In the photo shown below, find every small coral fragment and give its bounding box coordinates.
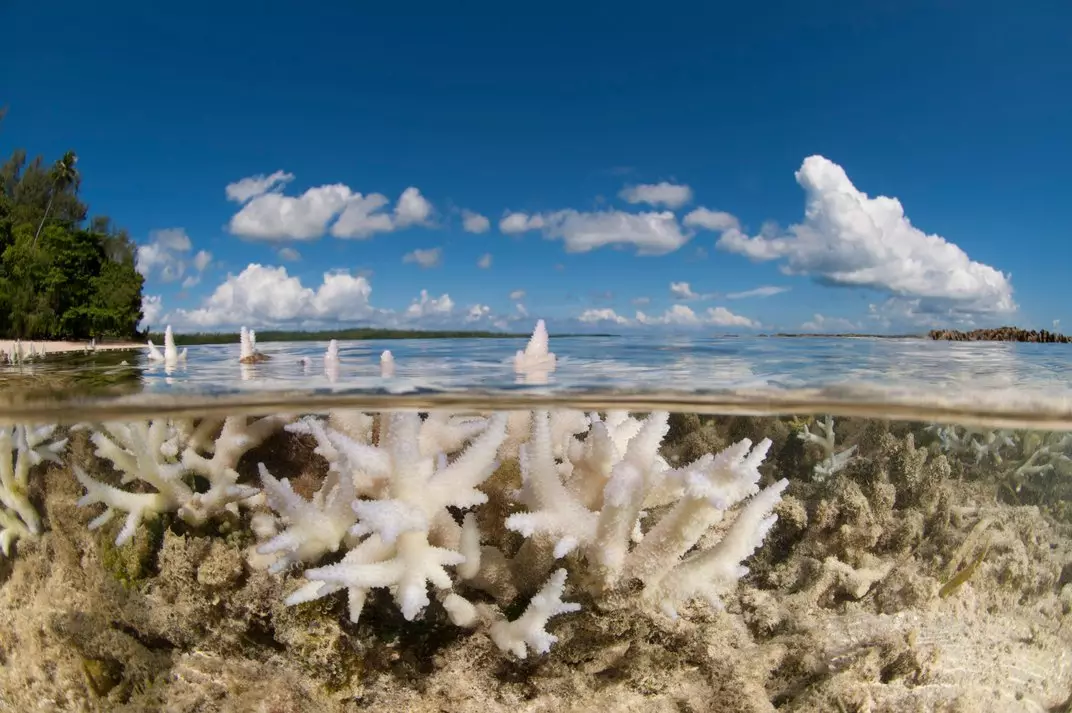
[488,568,580,658]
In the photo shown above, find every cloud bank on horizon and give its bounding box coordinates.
[141,155,1015,334]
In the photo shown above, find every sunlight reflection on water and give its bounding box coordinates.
[1,335,1070,428]
[130,336,1071,397]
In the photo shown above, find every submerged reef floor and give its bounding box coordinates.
[0,412,1070,713]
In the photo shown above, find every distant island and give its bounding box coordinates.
[149,328,618,346]
[928,327,1070,343]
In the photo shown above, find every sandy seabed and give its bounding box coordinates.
[0,413,1070,713]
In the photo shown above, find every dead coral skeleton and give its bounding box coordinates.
[74,415,289,545]
[252,405,787,656]
[798,415,858,480]
[0,424,68,555]
[928,424,1072,490]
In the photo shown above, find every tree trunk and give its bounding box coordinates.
[32,190,56,248]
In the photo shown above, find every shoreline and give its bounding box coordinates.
[928,327,1070,343]
[0,339,144,357]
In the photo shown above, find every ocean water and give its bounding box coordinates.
[0,335,1070,712]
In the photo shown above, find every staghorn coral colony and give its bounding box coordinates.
[15,406,789,661]
[0,324,1070,712]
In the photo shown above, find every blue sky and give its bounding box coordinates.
[4,1,1069,334]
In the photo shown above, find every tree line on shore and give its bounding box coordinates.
[928,327,1070,343]
[0,110,145,340]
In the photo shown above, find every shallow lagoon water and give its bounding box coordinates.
[131,334,1072,399]
[0,335,1070,712]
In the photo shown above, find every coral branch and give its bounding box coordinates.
[0,425,67,555]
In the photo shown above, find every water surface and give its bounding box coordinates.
[3,335,1071,428]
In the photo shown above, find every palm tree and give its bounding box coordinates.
[32,150,79,248]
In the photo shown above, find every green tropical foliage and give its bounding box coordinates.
[0,141,144,340]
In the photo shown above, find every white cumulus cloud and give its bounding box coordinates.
[476,253,492,269]
[405,289,454,318]
[136,228,212,284]
[329,193,394,238]
[277,247,301,262]
[229,184,355,241]
[509,289,526,301]
[503,209,690,255]
[801,313,862,332]
[636,304,757,328]
[331,187,433,239]
[683,208,739,232]
[619,181,693,209]
[225,170,295,203]
[225,171,436,242]
[865,297,979,330]
[140,294,164,330]
[461,209,490,234]
[705,306,759,328]
[465,304,491,322]
[192,250,212,272]
[578,308,629,325]
[669,281,703,300]
[725,285,788,299]
[500,212,545,234]
[394,187,434,228]
[402,247,443,268]
[155,263,525,332]
[636,304,701,326]
[168,264,374,329]
[709,156,1015,314]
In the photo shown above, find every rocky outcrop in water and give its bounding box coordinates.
[928,327,1071,343]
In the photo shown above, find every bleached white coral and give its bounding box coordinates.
[927,423,1016,464]
[256,462,357,573]
[239,326,267,363]
[223,326,787,657]
[928,424,1071,484]
[146,325,187,365]
[1012,432,1072,480]
[324,339,339,363]
[277,411,508,622]
[75,416,287,545]
[323,340,340,381]
[504,409,787,616]
[514,319,556,384]
[499,408,590,461]
[488,568,580,658]
[798,415,857,480]
[240,327,255,361]
[179,416,291,524]
[256,409,595,655]
[0,425,67,555]
[255,401,787,656]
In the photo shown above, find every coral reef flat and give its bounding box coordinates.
[0,410,1070,712]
